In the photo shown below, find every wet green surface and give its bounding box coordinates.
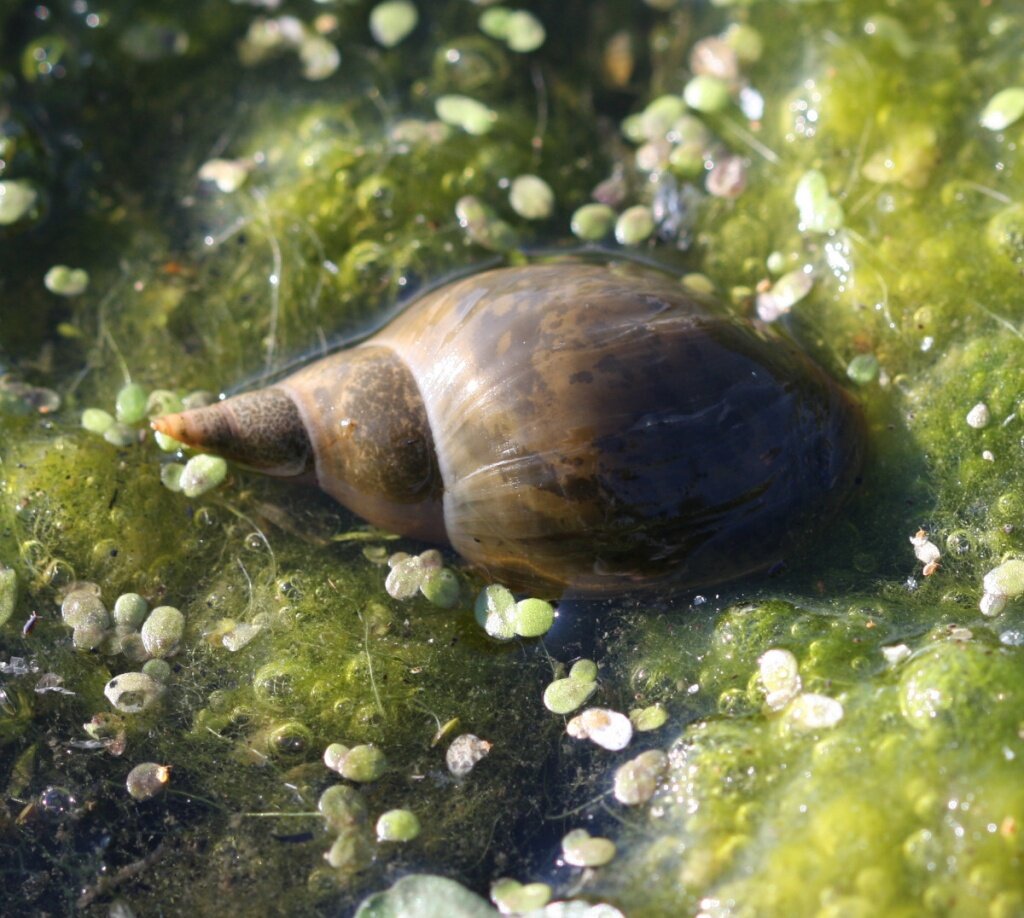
[2,1,1024,915]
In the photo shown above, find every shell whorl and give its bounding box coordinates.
[153,387,313,477]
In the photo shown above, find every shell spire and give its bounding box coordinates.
[152,388,313,477]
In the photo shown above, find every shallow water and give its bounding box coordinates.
[1,1,1023,915]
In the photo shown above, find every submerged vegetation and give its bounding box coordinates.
[2,0,1024,914]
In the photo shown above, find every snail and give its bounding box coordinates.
[153,262,864,596]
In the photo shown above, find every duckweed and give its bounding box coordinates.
[179,454,228,498]
[112,592,148,629]
[683,75,730,114]
[82,407,115,437]
[340,744,388,782]
[140,605,185,658]
[355,875,495,917]
[474,584,517,640]
[628,704,668,732]
[508,174,554,221]
[7,1,1024,914]
[542,674,597,715]
[369,1,419,49]
[570,203,615,240]
[115,383,148,425]
[43,265,89,296]
[0,179,37,224]
[794,169,843,234]
[141,658,171,682]
[103,423,137,447]
[435,95,497,135]
[490,878,552,913]
[561,829,616,868]
[614,205,654,246]
[846,353,880,385]
[0,567,15,627]
[319,784,369,833]
[980,87,1024,131]
[375,808,421,842]
[511,597,554,637]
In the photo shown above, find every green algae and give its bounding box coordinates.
[1,0,1024,916]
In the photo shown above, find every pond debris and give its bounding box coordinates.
[82,713,127,756]
[1,376,60,415]
[198,157,253,193]
[126,762,171,801]
[909,529,941,577]
[965,402,990,429]
[705,154,747,199]
[104,671,165,713]
[0,656,37,676]
[980,558,1024,617]
[446,733,492,777]
[784,693,844,732]
[613,749,668,806]
[755,268,813,322]
[757,648,843,731]
[454,194,517,251]
[34,673,74,696]
[565,707,633,751]
[882,643,912,666]
[757,648,801,712]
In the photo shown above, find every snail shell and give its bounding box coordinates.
[154,263,864,596]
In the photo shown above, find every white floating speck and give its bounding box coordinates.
[966,402,990,429]
[909,531,940,566]
[757,648,801,711]
[785,693,843,731]
[882,644,911,665]
[566,708,633,751]
[981,559,1024,616]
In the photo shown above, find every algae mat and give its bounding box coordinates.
[1,2,1023,916]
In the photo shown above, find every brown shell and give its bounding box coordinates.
[155,262,865,596]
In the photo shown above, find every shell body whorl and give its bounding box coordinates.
[155,263,865,596]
